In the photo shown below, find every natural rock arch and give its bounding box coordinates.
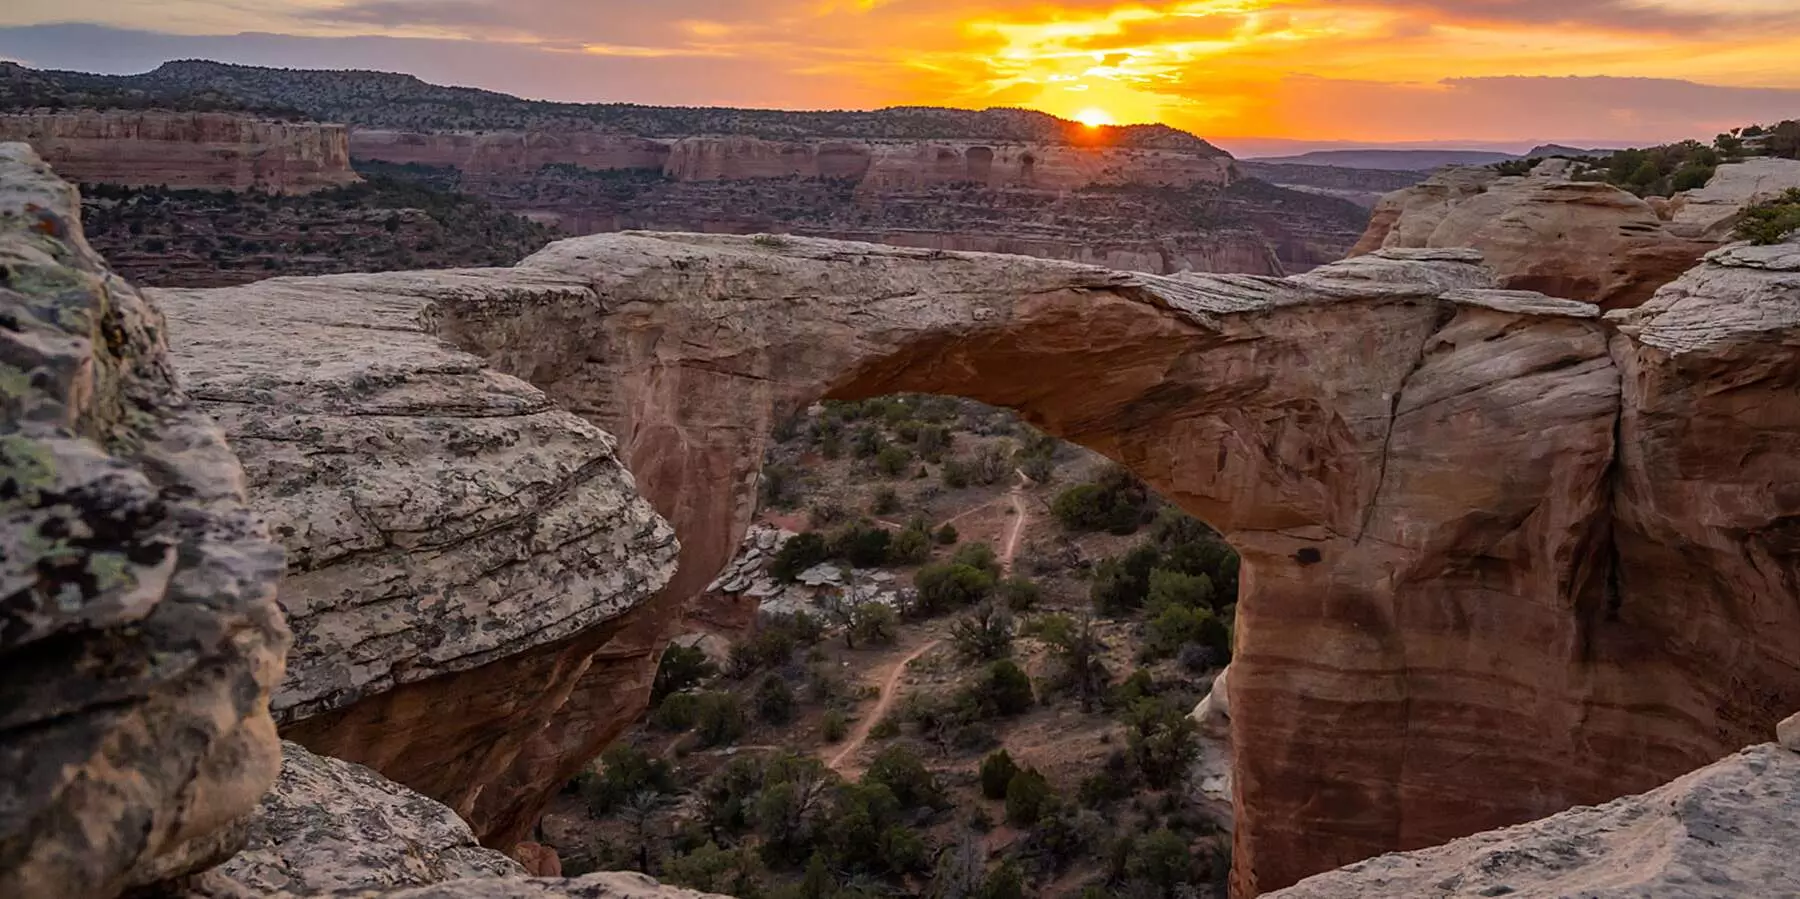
[157,232,1800,896]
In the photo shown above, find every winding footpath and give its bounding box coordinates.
[826,638,942,775]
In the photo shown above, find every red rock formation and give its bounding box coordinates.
[1353,163,1715,309]
[158,233,1800,899]
[351,129,670,176]
[0,111,358,192]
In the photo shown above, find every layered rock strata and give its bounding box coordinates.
[1352,160,1721,308]
[0,144,289,896]
[0,111,359,193]
[1267,742,1800,898]
[153,267,681,850]
[157,228,1800,896]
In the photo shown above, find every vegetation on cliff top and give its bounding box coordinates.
[1493,120,1800,198]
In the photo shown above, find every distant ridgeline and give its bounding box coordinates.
[0,59,1219,149]
[0,60,1374,277]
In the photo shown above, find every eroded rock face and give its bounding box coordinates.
[151,270,681,849]
[0,144,289,896]
[1353,161,1721,309]
[0,111,359,193]
[1662,157,1800,240]
[192,743,723,899]
[1266,743,1800,899]
[157,230,1800,896]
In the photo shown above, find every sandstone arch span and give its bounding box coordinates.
[157,232,1800,896]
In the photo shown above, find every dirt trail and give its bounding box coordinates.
[999,469,1033,575]
[827,638,942,774]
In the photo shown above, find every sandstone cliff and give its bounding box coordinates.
[1353,158,1800,309]
[154,228,1800,897]
[0,110,359,193]
[1267,741,1800,898]
[0,145,289,897]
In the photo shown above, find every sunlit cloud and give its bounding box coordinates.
[4,0,1800,142]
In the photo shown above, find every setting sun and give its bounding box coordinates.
[1075,108,1115,128]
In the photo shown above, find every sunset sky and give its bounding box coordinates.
[4,1,1800,152]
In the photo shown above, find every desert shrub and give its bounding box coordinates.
[822,710,850,742]
[871,487,901,515]
[979,749,1022,800]
[581,744,676,814]
[729,626,798,678]
[980,861,1028,899]
[941,460,972,489]
[755,674,797,724]
[876,445,913,478]
[694,691,748,748]
[1005,768,1055,826]
[1737,188,1800,245]
[853,425,885,459]
[869,716,901,739]
[863,744,945,811]
[661,842,766,897]
[809,501,849,530]
[652,692,700,732]
[1052,465,1151,534]
[1147,568,1215,612]
[916,424,953,463]
[848,602,899,648]
[760,462,803,510]
[1126,828,1201,898]
[970,444,1013,485]
[1145,604,1225,660]
[1028,614,1110,710]
[950,602,1015,662]
[829,520,893,568]
[888,525,933,565]
[1122,698,1200,789]
[652,643,718,704]
[1077,750,1136,808]
[1111,668,1159,708]
[913,562,997,617]
[999,576,1042,612]
[974,658,1035,717]
[1090,544,1163,616]
[936,523,960,545]
[772,532,831,583]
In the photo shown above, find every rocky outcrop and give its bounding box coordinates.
[0,144,289,896]
[1661,157,1800,239]
[155,227,1800,896]
[191,742,724,899]
[0,111,359,193]
[1353,161,1716,308]
[152,269,681,849]
[351,129,671,177]
[1267,742,1800,899]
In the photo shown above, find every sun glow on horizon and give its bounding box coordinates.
[1075,107,1116,127]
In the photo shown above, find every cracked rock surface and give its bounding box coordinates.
[0,143,289,897]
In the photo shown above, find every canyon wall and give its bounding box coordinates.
[351,128,671,176]
[0,110,359,192]
[155,230,1800,897]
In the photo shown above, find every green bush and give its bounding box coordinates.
[863,744,945,811]
[771,532,830,583]
[1126,828,1201,897]
[829,520,893,568]
[979,749,1022,800]
[661,842,765,897]
[822,710,849,742]
[950,602,1015,662]
[729,625,798,678]
[1052,465,1151,534]
[974,658,1035,717]
[916,424,953,463]
[853,425,885,459]
[888,525,933,565]
[652,643,718,704]
[848,602,899,648]
[913,562,997,616]
[999,576,1042,612]
[1004,768,1055,826]
[1736,188,1800,245]
[651,691,700,732]
[980,861,1027,899]
[694,691,748,748]
[754,674,796,724]
[936,523,960,545]
[580,744,675,814]
[1090,544,1162,616]
[871,487,900,515]
[876,445,913,478]
[941,460,972,489]
[952,542,1002,576]
[1147,568,1215,612]
[1123,697,1200,789]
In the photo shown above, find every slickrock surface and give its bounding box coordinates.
[1353,161,1727,308]
[154,267,681,849]
[1662,157,1800,239]
[0,111,359,193]
[0,144,289,896]
[192,743,725,899]
[1267,744,1800,899]
[158,226,1800,897]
